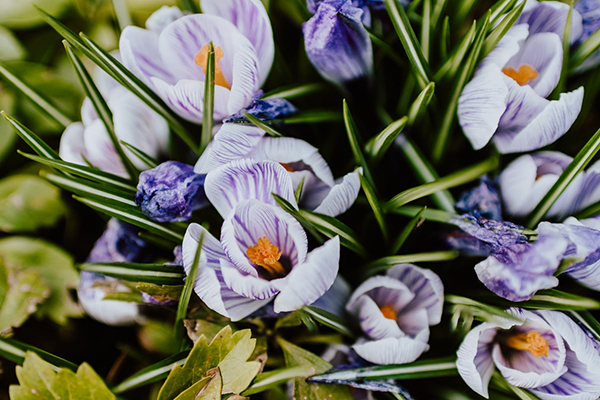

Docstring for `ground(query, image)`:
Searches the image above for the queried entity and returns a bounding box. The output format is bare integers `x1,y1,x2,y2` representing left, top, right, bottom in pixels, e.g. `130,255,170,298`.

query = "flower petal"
204,159,297,217
227,46,260,114
353,294,405,340
352,336,430,365
200,0,274,85
480,24,530,69
82,119,128,178
518,1,583,44
220,258,281,300
274,236,340,313
346,275,414,315
310,275,351,317
312,169,361,217
145,5,185,33
59,122,87,166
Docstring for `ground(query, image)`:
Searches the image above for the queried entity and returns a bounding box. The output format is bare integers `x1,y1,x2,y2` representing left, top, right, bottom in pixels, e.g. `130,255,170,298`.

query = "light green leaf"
219,329,262,394
80,262,184,285
0,237,82,324
0,0,71,29
0,26,25,61
138,320,178,356
277,337,353,400
201,41,216,153
112,351,190,393
0,267,49,334
137,283,183,303
9,351,115,400
0,175,65,233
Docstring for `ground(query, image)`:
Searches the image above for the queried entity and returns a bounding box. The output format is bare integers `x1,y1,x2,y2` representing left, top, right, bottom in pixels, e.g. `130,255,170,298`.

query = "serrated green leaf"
9,352,115,400
0,237,81,324
219,329,262,394
0,267,49,334
0,175,65,233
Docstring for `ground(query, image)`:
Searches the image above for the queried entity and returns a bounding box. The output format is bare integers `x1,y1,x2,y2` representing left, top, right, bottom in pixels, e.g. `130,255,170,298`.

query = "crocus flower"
303,0,373,89
457,308,600,399
135,161,208,222
196,129,361,217
78,218,152,326
346,263,444,364
182,159,340,321
574,0,600,72
119,0,274,123
458,17,584,153
223,90,297,123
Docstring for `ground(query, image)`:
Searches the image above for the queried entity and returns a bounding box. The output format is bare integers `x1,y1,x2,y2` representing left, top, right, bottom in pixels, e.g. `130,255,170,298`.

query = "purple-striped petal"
145,6,185,33
456,323,498,398
574,160,600,210
312,169,361,217
204,159,297,217
531,353,600,400
274,236,340,313
200,0,274,85
352,336,430,365
518,1,583,44
220,258,281,300
347,275,414,315
480,24,530,69
227,46,261,114
352,293,405,339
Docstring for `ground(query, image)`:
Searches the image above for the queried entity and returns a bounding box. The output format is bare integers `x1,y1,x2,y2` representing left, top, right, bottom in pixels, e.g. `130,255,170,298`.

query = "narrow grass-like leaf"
112,351,189,393
64,41,138,180
365,116,408,160
433,12,490,161
367,251,458,273
200,41,215,153
489,0,517,25
178,0,201,13
120,140,158,169
359,174,388,241
18,151,136,193
295,176,306,205
175,232,203,351
283,110,341,124
0,63,72,127
297,309,318,333
75,196,184,242
407,82,435,125
301,306,354,338
568,310,600,342
79,262,184,285
434,20,476,82
570,26,600,72
299,210,368,258
0,337,78,371
551,1,573,98
421,0,431,62
391,206,426,254
111,0,132,31
391,205,454,223
395,135,456,212
527,126,600,227
261,83,322,99
482,0,525,58
384,0,431,87
385,154,498,212
2,111,61,160
273,194,325,244
514,289,600,311
242,366,315,396
243,111,284,137
309,357,457,382
575,199,600,219
368,31,406,66
343,99,374,188
431,0,448,28
440,16,450,60
446,295,523,322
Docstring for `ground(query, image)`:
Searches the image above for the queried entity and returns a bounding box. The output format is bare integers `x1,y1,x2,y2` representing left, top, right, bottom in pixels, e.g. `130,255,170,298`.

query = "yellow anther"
194,44,230,89
247,236,285,276
380,305,397,321
506,331,549,358
502,64,539,86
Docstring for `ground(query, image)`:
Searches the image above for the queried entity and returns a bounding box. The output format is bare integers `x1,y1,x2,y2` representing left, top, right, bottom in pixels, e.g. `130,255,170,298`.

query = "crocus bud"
303,0,373,89
135,161,208,222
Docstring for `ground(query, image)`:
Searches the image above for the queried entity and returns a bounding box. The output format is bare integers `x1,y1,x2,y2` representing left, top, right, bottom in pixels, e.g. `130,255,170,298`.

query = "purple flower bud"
223,90,297,123
303,0,373,88
135,161,208,222
455,176,503,220
87,218,152,263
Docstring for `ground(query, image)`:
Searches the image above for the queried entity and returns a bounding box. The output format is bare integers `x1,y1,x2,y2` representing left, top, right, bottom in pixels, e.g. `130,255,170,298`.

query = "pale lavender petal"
386,264,444,325
480,24,530,69
313,169,361,217
494,86,584,154
227,45,261,114
518,1,583,44
353,294,405,340
456,323,501,398
194,124,265,174
352,336,429,365
310,275,351,318
220,199,307,276
274,236,340,313
200,0,274,85
500,154,540,216
396,307,430,340
531,353,600,400
346,275,414,316
83,119,128,178
220,258,281,300
145,6,185,33
59,122,87,166
574,160,600,210
81,97,98,126
458,65,509,150
204,159,297,217
93,51,122,97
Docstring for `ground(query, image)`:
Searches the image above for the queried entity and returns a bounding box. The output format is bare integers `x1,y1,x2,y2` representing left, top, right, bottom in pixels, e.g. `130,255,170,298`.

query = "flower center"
502,64,539,86
280,163,295,172
380,305,397,320
505,331,549,358
194,44,230,89
247,236,285,276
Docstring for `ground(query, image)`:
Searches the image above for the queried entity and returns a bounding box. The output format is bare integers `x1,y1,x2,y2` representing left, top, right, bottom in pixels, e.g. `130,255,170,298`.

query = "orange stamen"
194,44,230,89
502,64,539,86
380,305,397,321
247,236,284,276
506,331,549,358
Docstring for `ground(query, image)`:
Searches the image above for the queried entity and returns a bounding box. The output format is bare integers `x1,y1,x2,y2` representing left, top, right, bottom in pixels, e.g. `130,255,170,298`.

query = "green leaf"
137,283,183,304
282,110,341,124
390,206,426,254
201,42,216,153
261,83,323,99
421,0,431,61
481,0,525,58
0,0,70,29
343,99,374,188
570,24,600,71
384,0,430,88
300,306,354,338
294,176,306,205
407,82,435,125
277,337,353,400
79,262,184,285
242,111,284,137
0,175,65,233
0,26,25,61
2,112,60,160
112,351,189,393
0,237,81,324
391,205,455,222
0,337,77,371
527,125,600,227
367,251,459,274
157,326,261,400
385,154,498,211
359,173,388,241
515,289,600,311
9,352,116,400
242,365,315,396
365,116,408,161
120,140,159,169
433,20,476,82
272,194,325,244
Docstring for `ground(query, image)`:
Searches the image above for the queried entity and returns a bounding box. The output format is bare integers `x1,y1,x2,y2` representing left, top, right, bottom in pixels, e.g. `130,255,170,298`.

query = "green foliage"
0,175,65,233
9,351,115,400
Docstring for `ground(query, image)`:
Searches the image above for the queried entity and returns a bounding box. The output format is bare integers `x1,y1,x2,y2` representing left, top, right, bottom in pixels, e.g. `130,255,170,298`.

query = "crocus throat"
502,64,539,86
380,305,397,320
247,236,285,276
280,163,295,172
194,44,230,89
505,331,549,358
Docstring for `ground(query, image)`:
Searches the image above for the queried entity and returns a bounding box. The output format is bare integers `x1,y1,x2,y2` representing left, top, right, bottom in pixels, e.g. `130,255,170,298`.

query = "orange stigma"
280,163,295,172
194,44,230,89
247,236,285,276
502,64,539,86
506,331,549,358
380,305,397,321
